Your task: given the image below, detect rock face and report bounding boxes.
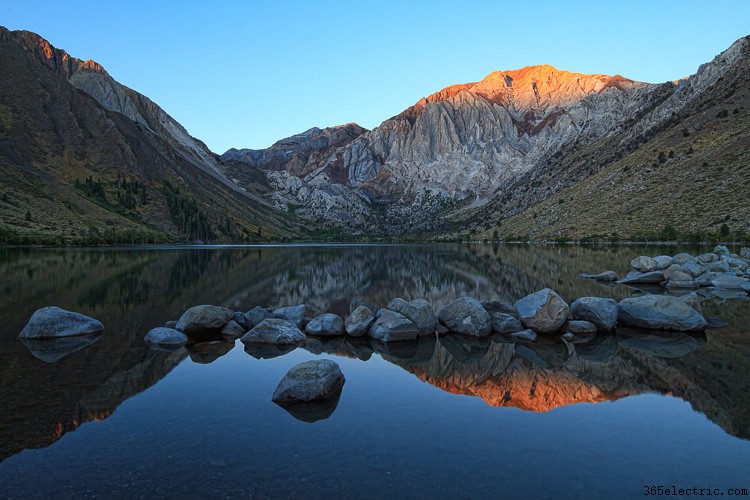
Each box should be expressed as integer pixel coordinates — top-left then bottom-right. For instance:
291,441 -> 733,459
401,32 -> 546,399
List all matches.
305,313 -> 345,336
344,306 -> 375,337
437,297 -> 492,337
19,307 -> 104,339
144,327 -> 188,347
570,297 -> 618,331
176,305 -> 234,335
271,360 -> 345,403
514,289 -> 569,333
240,319 -> 306,344
399,299 -> 437,336
368,310 -> 419,342
617,296 -> 707,332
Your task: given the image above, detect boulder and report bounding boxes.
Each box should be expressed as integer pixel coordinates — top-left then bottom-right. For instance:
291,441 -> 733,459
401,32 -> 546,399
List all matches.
19,306 -> 105,339
245,306 -> 270,327
617,295 -> 707,332
514,289 -> 569,333
672,253 -> 697,265
272,359 -> 345,403
368,310 -> 419,342
579,271 -> 618,281
713,245 -> 731,258
630,256 -> 657,272
666,279 -> 699,289
682,261 -> 706,278
710,275 -> 750,289
145,327 -> 188,347
653,256 -> 674,270
176,305 -> 233,335
679,292 -> 703,313
344,306 -> 375,337
491,312 -> 524,334
399,299 -> 437,336
305,313 -> 345,336
509,329 -> 537,342
705,260 -> 731,273
724,257 -> 748,271
240,318 -> 306,344
564,320 -> 597,334
616,271 -> 665,285
664,264 -> 688,280
387,298 -> 408,315
438,297 -> 492,337
232,312 -> 252,331
570,297 -> 618,331
270,304 -> 306,327
220,320 -> 246,339
697,253 -> 718,263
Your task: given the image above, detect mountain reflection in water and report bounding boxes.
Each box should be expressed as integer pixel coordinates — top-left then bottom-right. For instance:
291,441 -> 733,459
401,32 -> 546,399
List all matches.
0,244 -> 749,465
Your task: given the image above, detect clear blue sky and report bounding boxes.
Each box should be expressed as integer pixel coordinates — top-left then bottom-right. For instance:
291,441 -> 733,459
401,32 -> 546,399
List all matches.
2,0 -> 749,152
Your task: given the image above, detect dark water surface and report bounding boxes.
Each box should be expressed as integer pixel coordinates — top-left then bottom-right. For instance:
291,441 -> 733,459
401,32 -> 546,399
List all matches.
0,244 -> 748,498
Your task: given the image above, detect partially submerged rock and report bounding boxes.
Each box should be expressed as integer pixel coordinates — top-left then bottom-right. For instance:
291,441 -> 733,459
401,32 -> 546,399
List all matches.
245,306 -> 270,327
220,320 -> 246,339
491,312 -> 523,334
617,295 -> 707,332
617,271 -> 665,285
305,313 -> 345,336
176,305 -> 233,335
579,271 -> 618,281
570,297 -> 618,331
19,306 -> 104,339
271,359 -> 345,403
270,304 -> 306,327
509,329 -> 537,342
399,299 -> 437,336
438,297 -> 492,337
344,306 -> 375,337
368,310 -> 419,342
145,327 -> 188,347
241,318 -> 306,344
564,320 -> 597,334
630,256 -> 657,273
515,288 -> 569,333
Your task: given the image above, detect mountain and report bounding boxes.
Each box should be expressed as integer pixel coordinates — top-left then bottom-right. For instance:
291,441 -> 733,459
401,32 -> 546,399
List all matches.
0,27 -> 305,244
224,36 -> 750,239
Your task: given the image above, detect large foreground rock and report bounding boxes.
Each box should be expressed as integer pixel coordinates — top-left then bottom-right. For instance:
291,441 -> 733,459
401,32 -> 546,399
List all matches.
272,359 -> 345,402
241,318 -> 306,344
176,305 -> 233,335
145,327 -> 188,346
305,313 -> 345,336
437,297 -> 492,337
514,289 -> 569,333
19,306 -> 104,339
399,299 -> 437,336
344,306 -> 375,337
617,295 -> 707,332
368,310 -> 419,342
570,297 -> 618,331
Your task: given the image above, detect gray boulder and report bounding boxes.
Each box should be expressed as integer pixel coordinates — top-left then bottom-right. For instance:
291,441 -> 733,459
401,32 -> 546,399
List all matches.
666,279 -> 699,289
271,304 -> 306,327
400,299 -> 437,336
145,327 -> 188,346
164,320 -> 178,329
220,320 -> 246,339
368,310 -> 419,342
683,261 -> 706,278
579,271 -> 618,281
176,305 -> 233,335
630,256 -> 657,272
245,306 -> 270,327
713,245 -> 731,258
305,313 -> 345,336
344,306 -> 375,337
509,329 -> 537,342
672,253 -> 697,265
617,295 -> 707,332
705,260 -> 731,273
272,359 -> 345,403
724,257 -> 748,271
570,297 -> 618,331
653,256 -> 674,270
241,318 -> 306,344
679,292 -> 703,313
564,320 -> 597,334
664,264 -> 688,280
232,312 -> 252,331
19,306 -> 105,339
697,253 -> 718,263
617,271 -> 665,285
514,289 -> 569,333
710,275 -> 750,289
438,297 -> 492,337
491,312 -> 524,334
387,298 -> 408,315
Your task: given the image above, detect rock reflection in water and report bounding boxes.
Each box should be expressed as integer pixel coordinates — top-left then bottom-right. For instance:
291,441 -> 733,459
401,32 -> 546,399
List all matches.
274,387 -> 344,423
186,340 -> 235,364
19,333 -> 102,363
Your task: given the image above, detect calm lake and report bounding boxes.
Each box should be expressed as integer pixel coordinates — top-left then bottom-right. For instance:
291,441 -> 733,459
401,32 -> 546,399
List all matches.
1,244 -> 748,498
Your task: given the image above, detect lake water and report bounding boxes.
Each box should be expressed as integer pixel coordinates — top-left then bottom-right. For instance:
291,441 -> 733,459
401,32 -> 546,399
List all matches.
0,244 -> 748,498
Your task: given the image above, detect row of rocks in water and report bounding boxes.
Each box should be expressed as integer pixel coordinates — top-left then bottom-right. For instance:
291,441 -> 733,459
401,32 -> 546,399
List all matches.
582,245 -> 750,294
